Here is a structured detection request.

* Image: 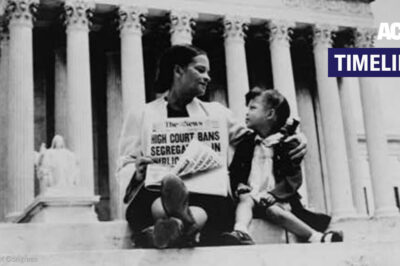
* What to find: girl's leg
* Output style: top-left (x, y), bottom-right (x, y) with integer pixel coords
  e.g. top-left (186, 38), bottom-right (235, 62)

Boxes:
top-left (234, 195), bottom-right (255, 233)
top-left (219, 195), bottom-right (255, 245)
top-left (264, 205), bottom-right (318, 240)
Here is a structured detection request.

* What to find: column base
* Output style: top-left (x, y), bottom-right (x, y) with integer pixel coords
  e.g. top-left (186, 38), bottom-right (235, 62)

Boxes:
top-left (330, 208), bottom-right (359, 222)
top-left (373, 207), bottom-right (400, 218)
top-left (5, 212), bottom-right (22, 223)
top-left (13, 194), bottom-right (100, 223)
top-left (331, 214), bottom-right (369, 223)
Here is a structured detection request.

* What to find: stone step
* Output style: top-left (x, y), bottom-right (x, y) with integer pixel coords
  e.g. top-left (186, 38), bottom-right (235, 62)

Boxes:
top-left (249, 219), bottom-right (295, 243)
top-left (1, 241), bottom-right (399, 266)
top-left (1, 217), bottom-right (400, 253)
top-left (0, 219), bottom-right (288, 253)
top-left (0, 221), bottom-right (131, 253)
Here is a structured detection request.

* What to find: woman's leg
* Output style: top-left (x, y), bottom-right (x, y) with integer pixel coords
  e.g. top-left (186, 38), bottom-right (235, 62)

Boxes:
top-left (151, 176), bottom-right (209, 248)
top-left (125, 189), bottom-right (160, 248)
top-left (189, 193), bottom-right (235, 236)
top-left (151, 197), bottom-right (208, 229)
top-left (125, 189), bottom-right (159, 233)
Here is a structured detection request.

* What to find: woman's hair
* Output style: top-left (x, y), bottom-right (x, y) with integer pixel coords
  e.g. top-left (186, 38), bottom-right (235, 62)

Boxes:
top-left (245, 86), bottom-right (290, 132)
top-left (154, 45), bottom-right (207, 93)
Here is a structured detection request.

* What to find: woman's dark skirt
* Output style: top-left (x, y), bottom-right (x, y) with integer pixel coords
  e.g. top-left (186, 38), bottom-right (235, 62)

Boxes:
top-left (126, 188), bottom-right (235, 238)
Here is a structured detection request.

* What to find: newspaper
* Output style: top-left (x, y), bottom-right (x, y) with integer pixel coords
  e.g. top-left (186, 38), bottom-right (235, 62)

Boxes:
top-left (144, 117), bottom-right (229, 196)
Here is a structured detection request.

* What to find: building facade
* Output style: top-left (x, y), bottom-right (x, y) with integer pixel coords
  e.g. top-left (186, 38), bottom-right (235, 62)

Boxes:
top-left (0, 0), bottom-right (399, 223)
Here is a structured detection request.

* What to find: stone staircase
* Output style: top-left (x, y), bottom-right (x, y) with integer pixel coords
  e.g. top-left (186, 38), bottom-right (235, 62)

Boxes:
top-left (1, 238), bottom-right (399, 266)
top-left (1, 217), bottom-right (400, 266)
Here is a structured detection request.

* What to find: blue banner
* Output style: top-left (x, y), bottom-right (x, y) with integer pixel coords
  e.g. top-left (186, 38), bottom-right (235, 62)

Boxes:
top-left (328, 48), bottom-right (400, 77)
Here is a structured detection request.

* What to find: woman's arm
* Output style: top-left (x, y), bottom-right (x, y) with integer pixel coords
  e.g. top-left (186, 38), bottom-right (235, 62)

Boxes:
top-left (217, 103), bottom-right (250, 147)
top-left (269, 139), bottom-right (304, 200)
top-left (116, 108), bottom-right (147, 204)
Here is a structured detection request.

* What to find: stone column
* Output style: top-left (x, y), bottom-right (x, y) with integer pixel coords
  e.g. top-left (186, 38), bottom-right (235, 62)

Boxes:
top-left (5, 0), bottom-right (38, 220)
top-left (118, 6), bottom-right (147, 119)
top-left (64, 0), bottom-right (95, 193)
top-left (119, 6), bottom-right (147, 119)
top-left (296, 86), bottom-right (327, 212)
top-left (223, 15), bottom-right (250, 121)
top-left (106, 52), bottom-right (123, 220)
top-left (0, 26), bottom-right (10, 221)
top-left (339, 76), bottom-right (368, 215)
top-left (314, 91), bottom-right (332, 212)
top-left (355, 28), bottom-right (399, 217)
top-left (169, 10), bottom-right (197, 45)
top-left (268, 20), bottom-right (298, 118)
top-left (54, 48), bottom-right (68, 136)
top-left (115, 6), bottom-right (147, 219)
top-left (312, 25), bottom-right (355, 218)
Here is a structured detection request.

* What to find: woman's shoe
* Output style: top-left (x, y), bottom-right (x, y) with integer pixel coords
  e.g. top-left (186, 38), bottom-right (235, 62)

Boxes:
top-left (133, 226), bottom-right (156, 248)
top-left (160, 175), bottom-right (199, 247)
top-left (153, 217), bottom-right (184, 249)
top-left (160, 175), bottom-right (196, 225)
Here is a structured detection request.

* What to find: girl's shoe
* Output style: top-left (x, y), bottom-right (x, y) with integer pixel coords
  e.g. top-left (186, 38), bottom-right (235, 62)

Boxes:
top-left (220, 230), bottom-right (255, 245)
top-left (321, 230), bottom-right (344, 242)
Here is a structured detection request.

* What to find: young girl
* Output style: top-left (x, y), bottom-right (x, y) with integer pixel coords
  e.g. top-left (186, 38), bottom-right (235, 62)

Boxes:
top-left (224, 87), bottom-right (342, 245)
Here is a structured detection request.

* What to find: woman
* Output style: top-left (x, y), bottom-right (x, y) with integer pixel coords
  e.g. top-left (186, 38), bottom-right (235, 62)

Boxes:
top-left (116, 45), bottom-right (306, 248)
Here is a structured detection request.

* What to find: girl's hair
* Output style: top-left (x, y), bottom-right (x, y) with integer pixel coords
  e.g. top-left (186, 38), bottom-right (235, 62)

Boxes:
top-left (154, 45), bottom-right (207, 93)
top-left (245, 86), bottom-right (290, 132)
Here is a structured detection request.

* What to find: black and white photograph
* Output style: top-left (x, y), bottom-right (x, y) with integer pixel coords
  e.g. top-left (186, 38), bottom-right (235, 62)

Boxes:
top-left (0, 0), bottom-right (399, 265)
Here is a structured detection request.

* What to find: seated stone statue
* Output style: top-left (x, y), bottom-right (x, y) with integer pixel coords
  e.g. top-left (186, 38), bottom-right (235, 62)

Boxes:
top-left (36, 135), bottom-right (80, 196)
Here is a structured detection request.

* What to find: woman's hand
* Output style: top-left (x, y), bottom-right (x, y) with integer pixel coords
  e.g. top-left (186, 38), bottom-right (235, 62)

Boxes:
top-left (134, 156), bottom-right (154, 182)
top-left (284, 132), bottom-right (307, 163)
